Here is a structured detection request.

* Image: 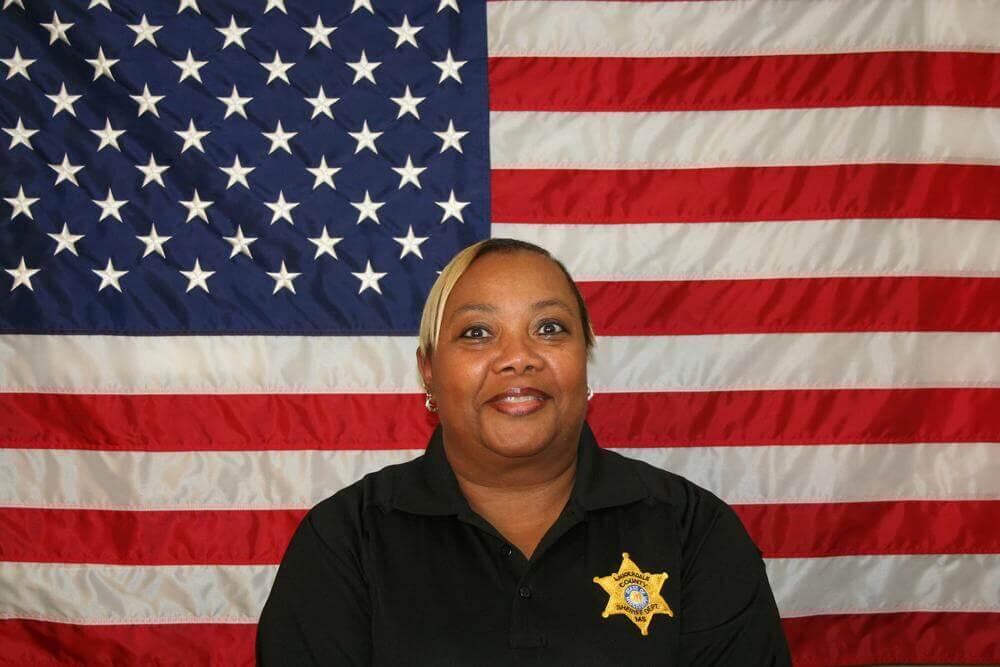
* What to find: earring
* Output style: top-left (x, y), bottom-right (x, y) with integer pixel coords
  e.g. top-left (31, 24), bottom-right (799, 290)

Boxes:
top-left (586, 385), bottom-right (594, 401)
top-left (424, 391), bottom-right (437, 413)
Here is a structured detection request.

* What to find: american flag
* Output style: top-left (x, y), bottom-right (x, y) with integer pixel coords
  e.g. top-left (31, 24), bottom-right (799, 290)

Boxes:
top-left (2, 0), bottom-right (999, 664)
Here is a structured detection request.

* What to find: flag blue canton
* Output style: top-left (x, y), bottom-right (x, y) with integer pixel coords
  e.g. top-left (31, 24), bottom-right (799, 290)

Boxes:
top-left (0, 0), bottom-right (489, 334)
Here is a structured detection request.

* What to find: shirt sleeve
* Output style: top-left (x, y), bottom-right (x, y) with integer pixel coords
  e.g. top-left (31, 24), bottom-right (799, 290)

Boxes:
top-left (677, 503), bottom-right (791, 666)
top-left (256, 502), bottom-right (373, 666)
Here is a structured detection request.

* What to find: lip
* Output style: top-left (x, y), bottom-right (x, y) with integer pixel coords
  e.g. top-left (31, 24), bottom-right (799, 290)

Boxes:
top-left (486, 386), bottom-right (551, 417)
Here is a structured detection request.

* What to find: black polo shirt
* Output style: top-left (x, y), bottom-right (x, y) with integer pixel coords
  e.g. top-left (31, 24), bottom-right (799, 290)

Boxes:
top-left (257, 424), bottom-right (791, 666)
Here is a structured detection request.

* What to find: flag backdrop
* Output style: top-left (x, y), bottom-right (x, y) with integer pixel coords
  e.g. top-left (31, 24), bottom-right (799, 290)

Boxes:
top-left (2, 0), bottom-right (1000, 664)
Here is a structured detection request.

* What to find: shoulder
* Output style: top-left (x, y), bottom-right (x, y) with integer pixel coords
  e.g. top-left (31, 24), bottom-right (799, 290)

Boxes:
top-left (304, 453), bottom-right (421, 544)
top-left (620, 452), bottom-right (753, 561)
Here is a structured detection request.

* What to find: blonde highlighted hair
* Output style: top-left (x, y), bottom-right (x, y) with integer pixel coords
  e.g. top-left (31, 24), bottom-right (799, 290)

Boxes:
top-left (417, 238), bottom-right (596, 360)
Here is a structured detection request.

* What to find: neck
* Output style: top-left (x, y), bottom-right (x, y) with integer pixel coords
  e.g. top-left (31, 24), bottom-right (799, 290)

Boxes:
top-left (442, 428), bottom-right (581, 558)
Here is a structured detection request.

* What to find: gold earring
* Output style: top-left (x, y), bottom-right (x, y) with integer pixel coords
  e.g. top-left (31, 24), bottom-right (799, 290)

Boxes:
top-left (425, 392), bottom-right (437, 413)
top-left (586, 385), bottom-right (594, 401)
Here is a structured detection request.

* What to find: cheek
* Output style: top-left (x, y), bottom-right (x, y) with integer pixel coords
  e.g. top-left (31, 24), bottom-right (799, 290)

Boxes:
top-left (434, 352), bottom-right (489, 402)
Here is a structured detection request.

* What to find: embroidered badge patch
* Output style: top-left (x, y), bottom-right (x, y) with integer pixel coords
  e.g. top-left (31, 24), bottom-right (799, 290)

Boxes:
top-left (593, 552), bottom-right (673, 636)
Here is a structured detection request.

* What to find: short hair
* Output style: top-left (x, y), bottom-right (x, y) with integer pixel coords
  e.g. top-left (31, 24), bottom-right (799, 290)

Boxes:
top-left (418, 238), bottom-right (596, 359)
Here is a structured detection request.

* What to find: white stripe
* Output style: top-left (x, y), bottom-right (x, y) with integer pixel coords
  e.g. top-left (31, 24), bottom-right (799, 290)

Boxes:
top-left (1, 555), bottom-right (997, 623)
top-left (768, 554), bottom-right (1000, 617)
top-left (490, 107), bottom-right (1000, 170)
top-left (487, 0), bottom-right (1000, 57)
top-left (493, 219), bottom-right (1000, 281)
top-left (3, 443), bottom-right (997, 509)
top-left (5, 332), bottom-right (1000, 394)
top-left (0, 562), bottom-right (275, 624)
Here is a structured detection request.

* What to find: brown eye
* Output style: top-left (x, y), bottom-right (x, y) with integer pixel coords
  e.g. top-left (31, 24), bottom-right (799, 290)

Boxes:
top-left (538, 320), bottom-right (567, 336)
top-left (460, 325), bottom-right (492, 339)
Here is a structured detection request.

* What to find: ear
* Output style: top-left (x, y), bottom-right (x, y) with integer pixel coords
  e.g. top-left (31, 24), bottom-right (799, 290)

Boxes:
top-left (416, 348), bottom-right (433, 391)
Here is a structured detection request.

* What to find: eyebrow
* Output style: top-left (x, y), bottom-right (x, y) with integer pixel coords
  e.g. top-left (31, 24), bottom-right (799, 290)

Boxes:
top-left (451, 299), bottom-right (572, 317)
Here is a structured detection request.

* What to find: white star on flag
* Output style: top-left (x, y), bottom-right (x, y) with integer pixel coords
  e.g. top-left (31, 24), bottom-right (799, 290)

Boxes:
top-left (388, 15), bottom-right (422, 48)
top-left (46, 83), bottom-right (81, 117)
top-left (265, 191), bottom-right (299, 225)
top-left (393, 225), bottom-right (429, 259)
top-left (351, 0), bottom-right (374, 13)
top-left (91, 118), bottom-right (125, 151)
top-left (307, 156), bottom-right (340, 189)
top-left (86, 47), bottom-right (118, 81)
top-left (175, 119), bottom-right (209, 153)
top-left (436, 189), bottom-right (470, 223)
top-left (131, 84), bottom-right (164, 117)
top-left (218, 85), bottom-right (252, 119)
top-left (2, 47), bottom-right (35, 80)
top-left (41, 11), bottom-right (73, 45)
top-left (263, 120), bottom-right (296, 154)
top-left (136, 155), bottom-right (170, 188)
top-left (351, 190), bottom-right (384, 224)
top-left (352, 260), bottom-right (387, 294)
top-left (261, 52), bottom-right (295, 84)
top-left (48, 223), bottom-right (84, 256)
top-left (48, 154), bottom-right (84, 186)
top-left (88, 0), bottom-right (111, 10)
top-left (93, 259), bottom-right (127, 292)
top-left (309, 228), bottom-right (343, 259)
top-left (217, 16), bottom-right (250, 49)
top-left (433, 49), bottom-right (467, 84)
top-left (179, 190), bottom-right (212, 223)
top-left (92, 188), bottom-right (127, 222)
top-left (3, 117), bottom-right (36, 150)
top-left (224, 225), bottom-right (257, 258)
top-left (392, 155), bottom-right (426, 189)
top-left (435, 119), bottom-right (468, 153)
top-left (220, 155), bottom-right (255, 189)
top-left (136, 223), bottom-right (171, 258)
top-left (267, 261), bottom-right (301, 294)
top-left (303, 17), bottom-right (336, 49)
top-left (5, 186), bottom-right (39, 220)
top-left (437, 0), bottom-right (459, 12)
top-left (128, 15), bottom-right (161, 46)
top-left (347, 50), bottom-right (380, 85)
top-left (306, 86), bottom-right (339, 119)
top-left (391, 86), bottom-right (425, 119)
top-left (3, 0), bottom-right (25, 10)
top-left (180, 259), bottom-right (215, 293)
top-left (348, 120), bottom-right (382, 154)
top-left (5, 257), bottom-right (40, 291)
top-left (177, 0), bottom-right (200, 14)
top-left (264, 0), bottom-right (286, 13)
top-left (173, 49), bottom-right (207, 83)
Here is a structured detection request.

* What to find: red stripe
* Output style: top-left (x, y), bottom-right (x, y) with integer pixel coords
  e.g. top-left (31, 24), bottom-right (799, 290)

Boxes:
top-left (0, 508), bottom-right (305, 565)
top-left (491, 164), bottom-right (1000, 223)
top-left (3, 500), bottom-right (996, 566)
top-left (785, 612), bottom-right (1000, 666)
top-left (5, 387), bottom-right (1000, 451)
top-left (580, 277), bottom-right (1000, 335)
top-left (734, 501), bottom-right (1000, 559)
top-left (489, 52), bottom-right (1000, 111)
top-left (0, 620), bottom-right (255, 667)
top-left (0, 393), bottom-right (435, 451)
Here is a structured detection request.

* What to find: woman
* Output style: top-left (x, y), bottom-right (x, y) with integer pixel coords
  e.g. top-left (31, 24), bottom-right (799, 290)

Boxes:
top-left (257, 238), bottom-right (791, 665)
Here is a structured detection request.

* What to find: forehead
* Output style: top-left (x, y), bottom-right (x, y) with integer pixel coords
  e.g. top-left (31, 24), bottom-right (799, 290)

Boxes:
top-left (444, 251), bottom-right (577, 315)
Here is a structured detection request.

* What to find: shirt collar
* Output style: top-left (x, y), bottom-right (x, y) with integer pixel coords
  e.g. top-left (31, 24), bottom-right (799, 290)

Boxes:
top-left (390, 422), bottom-right (651, 516)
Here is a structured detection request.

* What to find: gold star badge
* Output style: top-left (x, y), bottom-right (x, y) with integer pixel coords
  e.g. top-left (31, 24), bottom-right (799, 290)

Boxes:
top-left (593, 552), bottom-right (673, 636)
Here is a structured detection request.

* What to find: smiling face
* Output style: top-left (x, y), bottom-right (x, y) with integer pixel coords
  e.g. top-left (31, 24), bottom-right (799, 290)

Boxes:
top-left (418, 250), bottom-right (590, 464)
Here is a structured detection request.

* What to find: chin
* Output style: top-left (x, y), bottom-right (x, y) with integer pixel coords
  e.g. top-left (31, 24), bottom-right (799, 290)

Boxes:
top-left (480, 417), bottom-right (559, 459)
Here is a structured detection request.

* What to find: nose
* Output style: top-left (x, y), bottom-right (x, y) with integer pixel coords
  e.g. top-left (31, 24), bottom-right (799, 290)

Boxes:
top-left (491, 331), bottom-right (545, 375)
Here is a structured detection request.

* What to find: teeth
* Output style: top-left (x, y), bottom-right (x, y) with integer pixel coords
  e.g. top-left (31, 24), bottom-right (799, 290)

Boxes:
top-left (500, 395), bottom-right (539, 403)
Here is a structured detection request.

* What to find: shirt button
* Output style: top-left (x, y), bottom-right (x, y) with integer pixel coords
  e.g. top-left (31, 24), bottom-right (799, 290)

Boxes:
top-left (519, 586), bottom-right (532, 599)
top-left (501, 545), bottom-right (513, 558)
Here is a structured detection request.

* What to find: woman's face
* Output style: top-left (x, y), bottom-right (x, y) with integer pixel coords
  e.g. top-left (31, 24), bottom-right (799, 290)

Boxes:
top-left (418, 251), bottom-right (589, 462)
